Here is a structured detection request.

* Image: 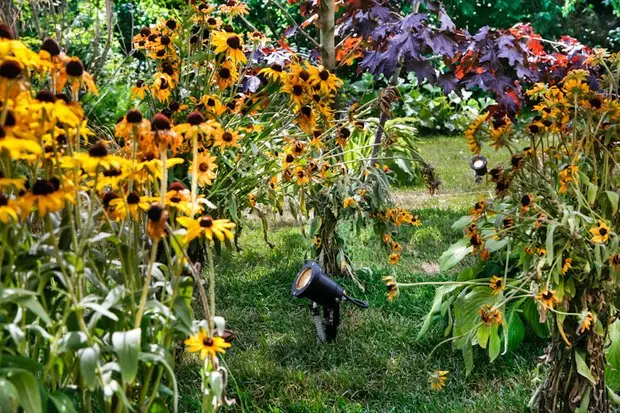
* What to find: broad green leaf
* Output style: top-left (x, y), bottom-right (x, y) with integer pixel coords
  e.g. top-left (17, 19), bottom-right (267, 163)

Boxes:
top-left (488, 323), bottom-right (501, 362)
top-left (48, 390), bottom-right (77, 413)
top-left (477, 324), bottom-right (489, 349)
top-left (7, 369), bottom-right (42, 413)
top-left (606, 320), bottom-right (620, 391)
top-left (575, 349), bottom-right (596, 385)
top-left (453, 287), bottom-right (497, 349)
top-left (139, 351), bottom-right (178, 413)
top-left (57, 332), bottom-right (88, 353)
top-left (417, 284), bottom-right (458, 339)
top-left (79, 347), bottom-right (99, 391)
top-left (451, 215), bottom-right (471, 231)
top-left (0, 377), bottom-right (19, 413)
top-left (173, 297), bottom-right (192, 335)
top-left (587, 183), bottom-right (598, 206)
top-left (505, 309), bottom-right (525, 352)
top-left (522, 299), bottom-right (550, 338)
top-left (606, 191), bottom-right (619, 216)
top-left (545, 223), bottom-right (556, 266)
top-left (112, 329), bottom-right (141, 385)
top-left (439, 239), bottom-right (472, 272)
top-left (485, 238), bottom-right (508, 252)
top-left (463, 337), bottom-right (473, 377)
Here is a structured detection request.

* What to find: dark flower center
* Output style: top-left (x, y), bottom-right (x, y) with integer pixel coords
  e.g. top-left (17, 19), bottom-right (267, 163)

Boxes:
top-left (151, 114), bottom-right (171, 131)
top-left (88, 142), bottom-right (108, 158)
top-left (207, 17), bottom-right (217, 25)
top-left (169, 181), bottom-right (185, 191)
top-left (66, 59), bottom-right (84, 77)
top-left (542, 292), bottom-right (553, 300)
top-left (147, 204), bottom-right (164, 222)
top-left (166, 19), bottom-right (177, 30)
top-left (222, 132), bottom-right (233, 142)
top-left (199, 162), bottom-right (210, 172)
top-left (127, 192), bottom-right (140, 204)
top-left (528, 124), bottom-right (540, 134)
top-left (207, 98), bottom-right (216, 106)
top-left (162, 64), bottom-right (175, 76)
top-left (156, 49), bottom-right (166, 57)
top-left (0, 60), bottom-right (22, 79)
top-left (200, 216), bottom-right (213, 228)
top-left (285, 154), bottom-right (294, 162)
top-left (103, 168), bottom-right (121, 177)
top-left (41, 38), bottom-right (61, 57)
top-left (140, 27), bottom-right (151, 37)
top-left (102, 191), bottom-right (119, 208)
top-left (170, 195), bottom-right (181, 203)
top-left (271, 64), bottom-right (283, 72)
top-left (126, 109), bottom-right (143, 124)
top-left (160, 36), bottom-right (171, 46)
top-left (599, 227), bottom-right (608, 236)
top-left (219, 68), bottom-right (231, 79)
top-left (319, 70), bottom-right (330, 81)
top-left (0, 193), bottom-right (8, 206)
top-left (301, 105), bottom-right (312, 117)
top-left (0, 24), bottom-right (14, 40)
top-left (292, 85), bottom-right (303, 96)
top-left (32, 179), bottom-right (57, 196)
top-left (202, 337), bottom-right (214, 346)
top-left (521, 195), bottom-right (531, 206)
top-left (187, 111), bottom-right (205, 126)
top-left (35, 90), bottom-right (56, 103)
top-left (226, 35), bottom-right (241, 50)
top-left (299, 70), bottom-right (310, 82)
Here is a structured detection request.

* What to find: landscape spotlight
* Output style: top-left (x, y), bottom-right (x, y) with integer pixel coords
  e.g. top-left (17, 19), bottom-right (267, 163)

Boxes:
top-left (292, 261), bottom-right (368, 342)
top-left (470, 155), bottom-right (488, 183)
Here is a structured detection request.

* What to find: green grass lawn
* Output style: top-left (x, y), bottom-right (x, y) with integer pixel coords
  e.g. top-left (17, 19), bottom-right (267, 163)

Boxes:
top-left (178, 135), bottom-right (541, 412)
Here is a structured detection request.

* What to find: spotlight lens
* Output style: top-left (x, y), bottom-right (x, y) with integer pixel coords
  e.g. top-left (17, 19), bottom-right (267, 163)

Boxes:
top-left (296, 268), bottom-right (312, 290)
top-left (473, 159), bottom-right (485, 169)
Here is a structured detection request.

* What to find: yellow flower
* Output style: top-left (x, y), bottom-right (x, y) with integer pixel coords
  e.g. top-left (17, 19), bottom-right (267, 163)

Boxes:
top-left (388, 252), bottom-right (400, 265)
top-left (611, 254), bottom-right (620, 272)
top-left (465, 114), bottom-right (486, 154)
top-left (488, 276), bottom-right (504, 295)
top-left (213, 129), bottom-right (241, 148)
top-left (259, 62), bottom-right (286, 82)
top-left (343, 197), bottom-right (355, 208)
top-left (308, 65), bottom-right (343, 95)
top-left (562, 258), bottom-right (572, 275)
top-left (191, 152), bottom-right (218, 187)
top-left (214, 60), bottom-right (239, 90)
top-left (22, 179), bottom-right (74, 216)
top-left (479, 305), bottom-right (503, 326)
top-left (382, 276), bottom-right (399, 301)
top-left (536, 289), bottom-right (559, 309)
top-left (293, 166), bottom-right (310, 186)
top-left (282, 75), bottom-right (309, 107)
top-left (109, 192), bottom-right (151, 220)
top-left (578, 311), bottom-right (594, 334)
top-left (131, 79), bottom-right (147, 99)
top-left (312, 236), bottom-right (321, 248)
top-left (211, 31), bottom-right (246, 64)
top-left (219, 0), bottom-right (250, 17)
top-left (562, 78), bottom-right (589, 99)
top-left (0, 193), bottom-right (20, 223)
top-left (184, 329), bottom-right (231, 360)
top-left (589, 220), bottom-right (610, 244)
top-left (429, 370), bottom-right (448, 391)
top-left (177, 215), bottom-right (235, 243)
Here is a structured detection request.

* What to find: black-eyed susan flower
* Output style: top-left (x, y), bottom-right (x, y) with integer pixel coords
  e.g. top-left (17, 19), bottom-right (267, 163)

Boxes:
top-left (184, 329), bottom-right (231, 360)
top-left (383, 276), bottom-right (399, 301)
top-left (22, 178), bottom-right (74, 216)
top-left (213, 129), bottom-right (241, 148)
top-left (177, 215), bottom-right (235, 243)
top-left (520, 194), bottom-right (534, 213)
top-left (131, 79), bottom-right (147, 99)
top-left (465, 114), bottom-right (486, 154)
top-left (536, 289), bottom-right (559, 309)
top-left (611, 254), bottom-right (620, 272)
top-left (260, 62), bottom-right (286, 82)
top-left (479, 304), bottom-right (503, 326)
top-left (109, 191), bottom-right (151, 220)
top-left (388, 252), bottom-right (400, 265)
top-left (200, 94), bottom-right (226, 116)
top-left (429, 370), bottom-right (448, 391)
top-left (282, 75), bottom-right (309, 107)
top-left (211, 31), bottom-right (246, 64)
top-left (214, 61), bottom-right (239, 89)
top-left (469, 199), bottom-right (486, 218)
top-left (0, 193), bottom-right (20, 223)
top-left (312, 236), bottom-right (321, 249)
top-left (146, 203), bottom-right (168, 241)
top-left (589, 220), bottom-right (610, 244)
top-left (191, 152), bottom-right (218, 187)
top-left (489, 276), bottom-right (504, 295)
top-left (219, 0), bottom-right (249, 17)
top-left (308, 65), bottom-right (343, 95)
top-left (343, 197), bottom-right (355, 208)
top-left (562, 258), bottom-right (572, 275)
top-left (578, 311), bottom-right (594, 334)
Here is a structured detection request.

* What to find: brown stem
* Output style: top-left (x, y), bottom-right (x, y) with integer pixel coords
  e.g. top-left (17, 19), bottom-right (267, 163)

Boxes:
top-left (318, 0), bottom-right (335, 70)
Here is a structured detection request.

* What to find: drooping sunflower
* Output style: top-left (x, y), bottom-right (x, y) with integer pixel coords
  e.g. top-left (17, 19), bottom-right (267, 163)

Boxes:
top-left (211, 31), bottom-right (246, 64)
top-left (184, 329), bottom-right (231, 361)
top-left (589, 220), bottom-right (610, 244)
top-left (131, 79), bottom-right (147, 99)
top-left (536, 289), bottom-right (559, 309)
top-left (177, 215), bottom-right (235, 243)
top-left (464, 114), bottom-right (486, 154)
top-left (479, 304), bottom-right (503, 326)
top-left (219, 0), bottom-right (250, 17)
top-left (383, 276), bottom-right (399, 301)
top-left (488, 276), bottom-right (504, 295)
top-left (296, 105), bottom-right (316, 134)
top-left (578, 311), bottom-right (594, 334)
top-left (520, 194), bottom-right (534, 213)
top-left (429, 370), bottom-right (448, 391)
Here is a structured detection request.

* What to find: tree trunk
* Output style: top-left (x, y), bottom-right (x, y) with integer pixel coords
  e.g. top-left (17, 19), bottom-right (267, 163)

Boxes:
top-left (317, 207), bottom-right (340, 276)
top-left (318, 0), bottom-right (335, 70)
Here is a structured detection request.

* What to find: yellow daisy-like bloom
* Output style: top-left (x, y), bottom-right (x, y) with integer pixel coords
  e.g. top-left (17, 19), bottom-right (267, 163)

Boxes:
top-left (151, 74), bottom-right (172, 102)
top-left (213, 129), bottom-right (241, 148)
top-left (211, 31), bottom-right (246, 65)
top-left (282, 75), bottom-right (309, 107)
top-left (0, 126), bottom-right (42, 159)
top-left (21, 179), bottom-right (75, 217)
top-left (219, 0), bottom-right (250, 17)
top-left (191, 152), bottom-right (218, 187)
top-left (184, 329), bottom-right (231, 361)
top-left (429, 370), bottom-right (448, 391)
top-left (131, 79), bottom-right (147, 99)
top-left (177, 215), bottom-right (235, 243)
top-left (200, 94), bottom-right (227, 116)
top-left (488, 276), bottom-right (504, 295)
top-left (388, 252), bottom-right (400, 265)
top-left (562, 78), bottom-right (589, 99)
top-left (308, 65), bottom-right (343, 95)
top-left (0, 193), bottom-right (20, 223)
top-left (465, 114), bottom-right (486, 154)
top-left (562, 258), bottom-right (572, 275)
top-left (312, 235), bottom-right (321, 248)
top-left (479, 304), bottom-right (503, 326)
top-left (214, 61), bottom-right (239, 90)
top-left (259, 62), bottom-right (286, 82)
top-left (293, 166), bottom-right (310, 186)
top-left (108, 192), bottom-right (151, 220)
top-left (296, 105), bottom-right (316, 135)
top-left (558, 165), bottom-right (578, 194)
top-left (383, 276), bottom-right (399, 301)
top-left (343, 197), bottom-right (356, 208)
top-left (589, 220), bottom-right (610, 244)
top-left (536, 289), bottom-right (559, 309)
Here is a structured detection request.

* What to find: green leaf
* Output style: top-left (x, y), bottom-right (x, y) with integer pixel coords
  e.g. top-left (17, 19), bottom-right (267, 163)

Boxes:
top-left (477, 324), bottom-right (490, 349)
top-left (418, 284), bottom-right (458, 339)
top-left (488, 323), bottom-right (501, 362)
top-left (451, 215), bottom-right (471, 231)
top-left (139, 351), bottom-right (178, 413)
top-left (546, 223), bottom-right (556, 266)
top-left (0, 377), bottom-right (19, 413)
top-left (522, 299), bottom-right (550, 338)
top-left (463, 337), bottom-right (474, 376)
top-left (79, 347), bottom-right (99, 391)
top-left (587, 183), bottom-right (598, 206)
top-left (48, 390), bottom-right (77, 413)
top-left (6, 369), bottom-right (42, 413)
top-left (606, 320), bottom-right (620, 391)
top-left (575, 349), bottom-right (596, 385)
top-left (439, 239), bottom-right (472, 272)
top-left (112, 329), bottom-right (141, 385)
top-left (606, 191), bottom-right (619, 216)
top-left (505, 309), bottom-right (525, 352)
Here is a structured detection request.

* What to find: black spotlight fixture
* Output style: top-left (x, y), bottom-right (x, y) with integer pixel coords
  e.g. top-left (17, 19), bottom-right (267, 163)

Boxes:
top-left (292, 261), bottom-right (368, 342)
top-left (470, 155), bottom-right (488, 183)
